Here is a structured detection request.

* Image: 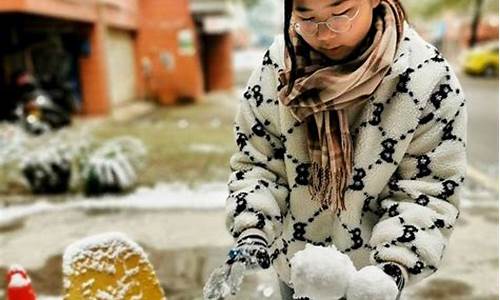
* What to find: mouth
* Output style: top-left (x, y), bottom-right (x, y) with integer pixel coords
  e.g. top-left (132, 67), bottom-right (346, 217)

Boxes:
top-left (323, 46), bottom-right (342, 52)
top-left (327, 46), bottom-right (342, 51)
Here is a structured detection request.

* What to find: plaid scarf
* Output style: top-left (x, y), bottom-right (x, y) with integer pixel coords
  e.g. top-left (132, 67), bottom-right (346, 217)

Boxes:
top-left (278, 0), bottom-right (405, 213)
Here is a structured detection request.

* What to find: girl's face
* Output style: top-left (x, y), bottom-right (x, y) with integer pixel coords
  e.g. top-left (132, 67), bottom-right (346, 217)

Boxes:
top-left (292, 0), bottom-right (381, 60)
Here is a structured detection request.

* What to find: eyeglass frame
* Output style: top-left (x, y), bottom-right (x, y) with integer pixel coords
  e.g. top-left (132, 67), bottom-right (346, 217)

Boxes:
top-left (292, 7), bottom-right (360, 37)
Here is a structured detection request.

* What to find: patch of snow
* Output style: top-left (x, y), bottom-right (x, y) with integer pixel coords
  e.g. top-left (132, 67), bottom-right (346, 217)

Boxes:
top-left (63, 232), bottom-right (147, 277)
top-left (210, 118), bottom-right (222, 128)
top-left (189, 143), bottom-right (228, 154)
top-left (63, 232), bottom-right (165, 300)
top-left (8, 273), bottom-right (31, 288)
top-left (8, 264), bottom-right (27, 274)
top-left (0, 182), bottom-right (228, 225)
top-left (177, 119), bottom-right (189, 129)
top-left (460, 183), bottom-right (499, 208)
top-left (256, 284), bottom-right (275, 298)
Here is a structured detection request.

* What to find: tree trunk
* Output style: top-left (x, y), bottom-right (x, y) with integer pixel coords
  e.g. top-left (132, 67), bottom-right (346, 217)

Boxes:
top-left (469, 0), bottom-right (484, 47)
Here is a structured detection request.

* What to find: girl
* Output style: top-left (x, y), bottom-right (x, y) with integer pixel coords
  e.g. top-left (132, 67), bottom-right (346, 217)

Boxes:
top-left (219, 0), bottom-right (467, 299)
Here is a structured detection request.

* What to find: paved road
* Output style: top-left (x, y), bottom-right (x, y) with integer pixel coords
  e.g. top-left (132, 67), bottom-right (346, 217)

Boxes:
top-left (459, 73), bottom-right (499, 171)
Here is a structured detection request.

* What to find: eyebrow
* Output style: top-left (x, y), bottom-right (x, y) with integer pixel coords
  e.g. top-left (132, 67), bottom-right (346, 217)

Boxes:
top-left (295, 0), bottom-right (345, 12)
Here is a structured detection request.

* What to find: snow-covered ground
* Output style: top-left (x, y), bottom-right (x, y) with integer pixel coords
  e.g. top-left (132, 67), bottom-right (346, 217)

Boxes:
top-left (1, 179), bottom-right (496, 229)
top-left (1, 180), bottom-right (497, 300)
top-left (0, 182), bottom-right (228, 228)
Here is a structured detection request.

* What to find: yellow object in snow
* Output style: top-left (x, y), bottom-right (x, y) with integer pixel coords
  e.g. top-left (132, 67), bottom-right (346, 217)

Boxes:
top-left (62, 232), bottom-right (166, 300)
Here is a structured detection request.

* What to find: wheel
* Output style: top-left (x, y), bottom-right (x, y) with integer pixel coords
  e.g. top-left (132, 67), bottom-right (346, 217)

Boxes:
top-left (483, 65), bottom-right (498, 78)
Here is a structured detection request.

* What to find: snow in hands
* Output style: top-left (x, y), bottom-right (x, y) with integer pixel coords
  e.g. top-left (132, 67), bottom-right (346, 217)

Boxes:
top-left (290, 244), bottom-right (400, 300)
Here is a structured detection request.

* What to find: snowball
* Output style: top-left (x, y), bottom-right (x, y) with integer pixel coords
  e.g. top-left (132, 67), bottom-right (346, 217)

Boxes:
top-left (345, 266), bottom-right (399, 300)
top-left (290, 244), bottom-right (356, 300)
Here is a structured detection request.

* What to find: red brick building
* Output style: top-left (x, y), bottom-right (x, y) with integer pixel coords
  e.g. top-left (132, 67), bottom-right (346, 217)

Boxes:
top-left (0, 0), bottom-right (234, 115)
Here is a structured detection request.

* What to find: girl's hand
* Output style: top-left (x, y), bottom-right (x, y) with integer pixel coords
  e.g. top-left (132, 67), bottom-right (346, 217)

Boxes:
top-left (345, 265), bottom-right (400, 300)
top-left (203, 237), bottom-right (270, 299)
top-left (225, 236), bottom-right (270, 270)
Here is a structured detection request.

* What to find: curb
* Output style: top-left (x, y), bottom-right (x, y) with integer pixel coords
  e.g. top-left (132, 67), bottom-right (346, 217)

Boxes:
top-left (467, 164), bottom-right (499, 194)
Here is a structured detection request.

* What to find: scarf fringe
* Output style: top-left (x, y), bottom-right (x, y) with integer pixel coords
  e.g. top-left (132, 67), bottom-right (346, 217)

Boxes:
top-left (308, 162), bottom-right (347, 213)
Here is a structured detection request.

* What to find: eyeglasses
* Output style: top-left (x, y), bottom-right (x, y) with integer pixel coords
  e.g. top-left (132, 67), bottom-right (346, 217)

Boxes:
top-left (293, 7), bottom-right (360, 37)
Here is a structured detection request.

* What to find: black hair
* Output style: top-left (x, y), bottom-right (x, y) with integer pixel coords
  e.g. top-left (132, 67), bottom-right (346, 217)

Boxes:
top-left (283, 0), bottom-right (407, 94)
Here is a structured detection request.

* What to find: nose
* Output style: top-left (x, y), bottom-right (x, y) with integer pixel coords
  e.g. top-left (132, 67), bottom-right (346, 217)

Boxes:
top-left (316, 23), bottom-right (336, 42)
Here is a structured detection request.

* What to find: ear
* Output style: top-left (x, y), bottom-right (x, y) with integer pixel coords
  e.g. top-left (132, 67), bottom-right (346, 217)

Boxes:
top-left (371, 0), bottom-right (381, 8)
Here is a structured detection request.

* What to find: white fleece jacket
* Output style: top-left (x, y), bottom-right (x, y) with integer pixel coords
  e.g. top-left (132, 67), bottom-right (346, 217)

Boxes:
top-left (225, 23), bottom-right (467, 288)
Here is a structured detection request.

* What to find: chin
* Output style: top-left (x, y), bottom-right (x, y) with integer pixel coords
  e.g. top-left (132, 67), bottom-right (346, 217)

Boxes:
top-left (324, 46), bottom-right (357, 62)
top-left (324, 50), bottom-right (349, 61)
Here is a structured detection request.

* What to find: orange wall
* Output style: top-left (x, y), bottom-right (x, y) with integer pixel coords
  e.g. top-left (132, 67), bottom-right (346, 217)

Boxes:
top-left (100, 0), bottom-right (138, 30)
top-left (136, 0), bottom-right (204, 104)
top-left (0, 0), bottom-right (97, 22)
top-left (0, 0), bottom-right (138, 29)
top-left (80, 12), bottom-right (110, 115)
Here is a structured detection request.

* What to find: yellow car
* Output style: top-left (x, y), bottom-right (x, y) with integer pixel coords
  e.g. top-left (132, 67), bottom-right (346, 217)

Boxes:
top-left (462, 41), bottom-right (499, 77)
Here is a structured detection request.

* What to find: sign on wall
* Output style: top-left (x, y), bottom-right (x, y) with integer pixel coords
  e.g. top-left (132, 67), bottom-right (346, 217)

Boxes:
top-left (178, 29), bottom-right (196, 56)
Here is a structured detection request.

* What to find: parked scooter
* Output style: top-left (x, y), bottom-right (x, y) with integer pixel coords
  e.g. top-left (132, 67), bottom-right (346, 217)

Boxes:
top-left (9, 71), bottom-right (76, 135)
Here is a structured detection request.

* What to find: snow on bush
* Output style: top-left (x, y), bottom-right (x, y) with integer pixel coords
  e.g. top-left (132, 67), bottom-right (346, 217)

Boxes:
top-left (21, 146), bottom-right (72, 194)
top-left (81, 136), bottom-right (147, 196)
top-left (0, 124), bottom-right (92, 193)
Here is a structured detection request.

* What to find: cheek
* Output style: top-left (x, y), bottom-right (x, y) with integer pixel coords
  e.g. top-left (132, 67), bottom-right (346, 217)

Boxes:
top-left (301, 36), bottom-right (322, 49)
top-left (344, 12), bottom-right (373, 46)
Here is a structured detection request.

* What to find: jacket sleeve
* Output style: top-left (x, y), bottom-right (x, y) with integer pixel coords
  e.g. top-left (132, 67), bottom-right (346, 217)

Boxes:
top-left (225, 49), bottom-right (290, 247)
top-left (368, 69), bottom-right (468, 287)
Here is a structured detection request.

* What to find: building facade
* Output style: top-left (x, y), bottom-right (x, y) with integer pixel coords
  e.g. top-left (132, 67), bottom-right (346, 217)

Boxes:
top-left (0, 0), bottom-right (234, 115)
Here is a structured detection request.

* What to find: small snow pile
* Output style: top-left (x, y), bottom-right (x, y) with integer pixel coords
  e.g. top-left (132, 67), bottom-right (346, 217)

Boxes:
top-left (63, 232), bottom-right (165, 300)
top-left (346, 266), bottom-right (399, 300)
top-left (290, 244), bottom-right (356, 300)
top-left (0, 181), bottom-right (227, 227)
